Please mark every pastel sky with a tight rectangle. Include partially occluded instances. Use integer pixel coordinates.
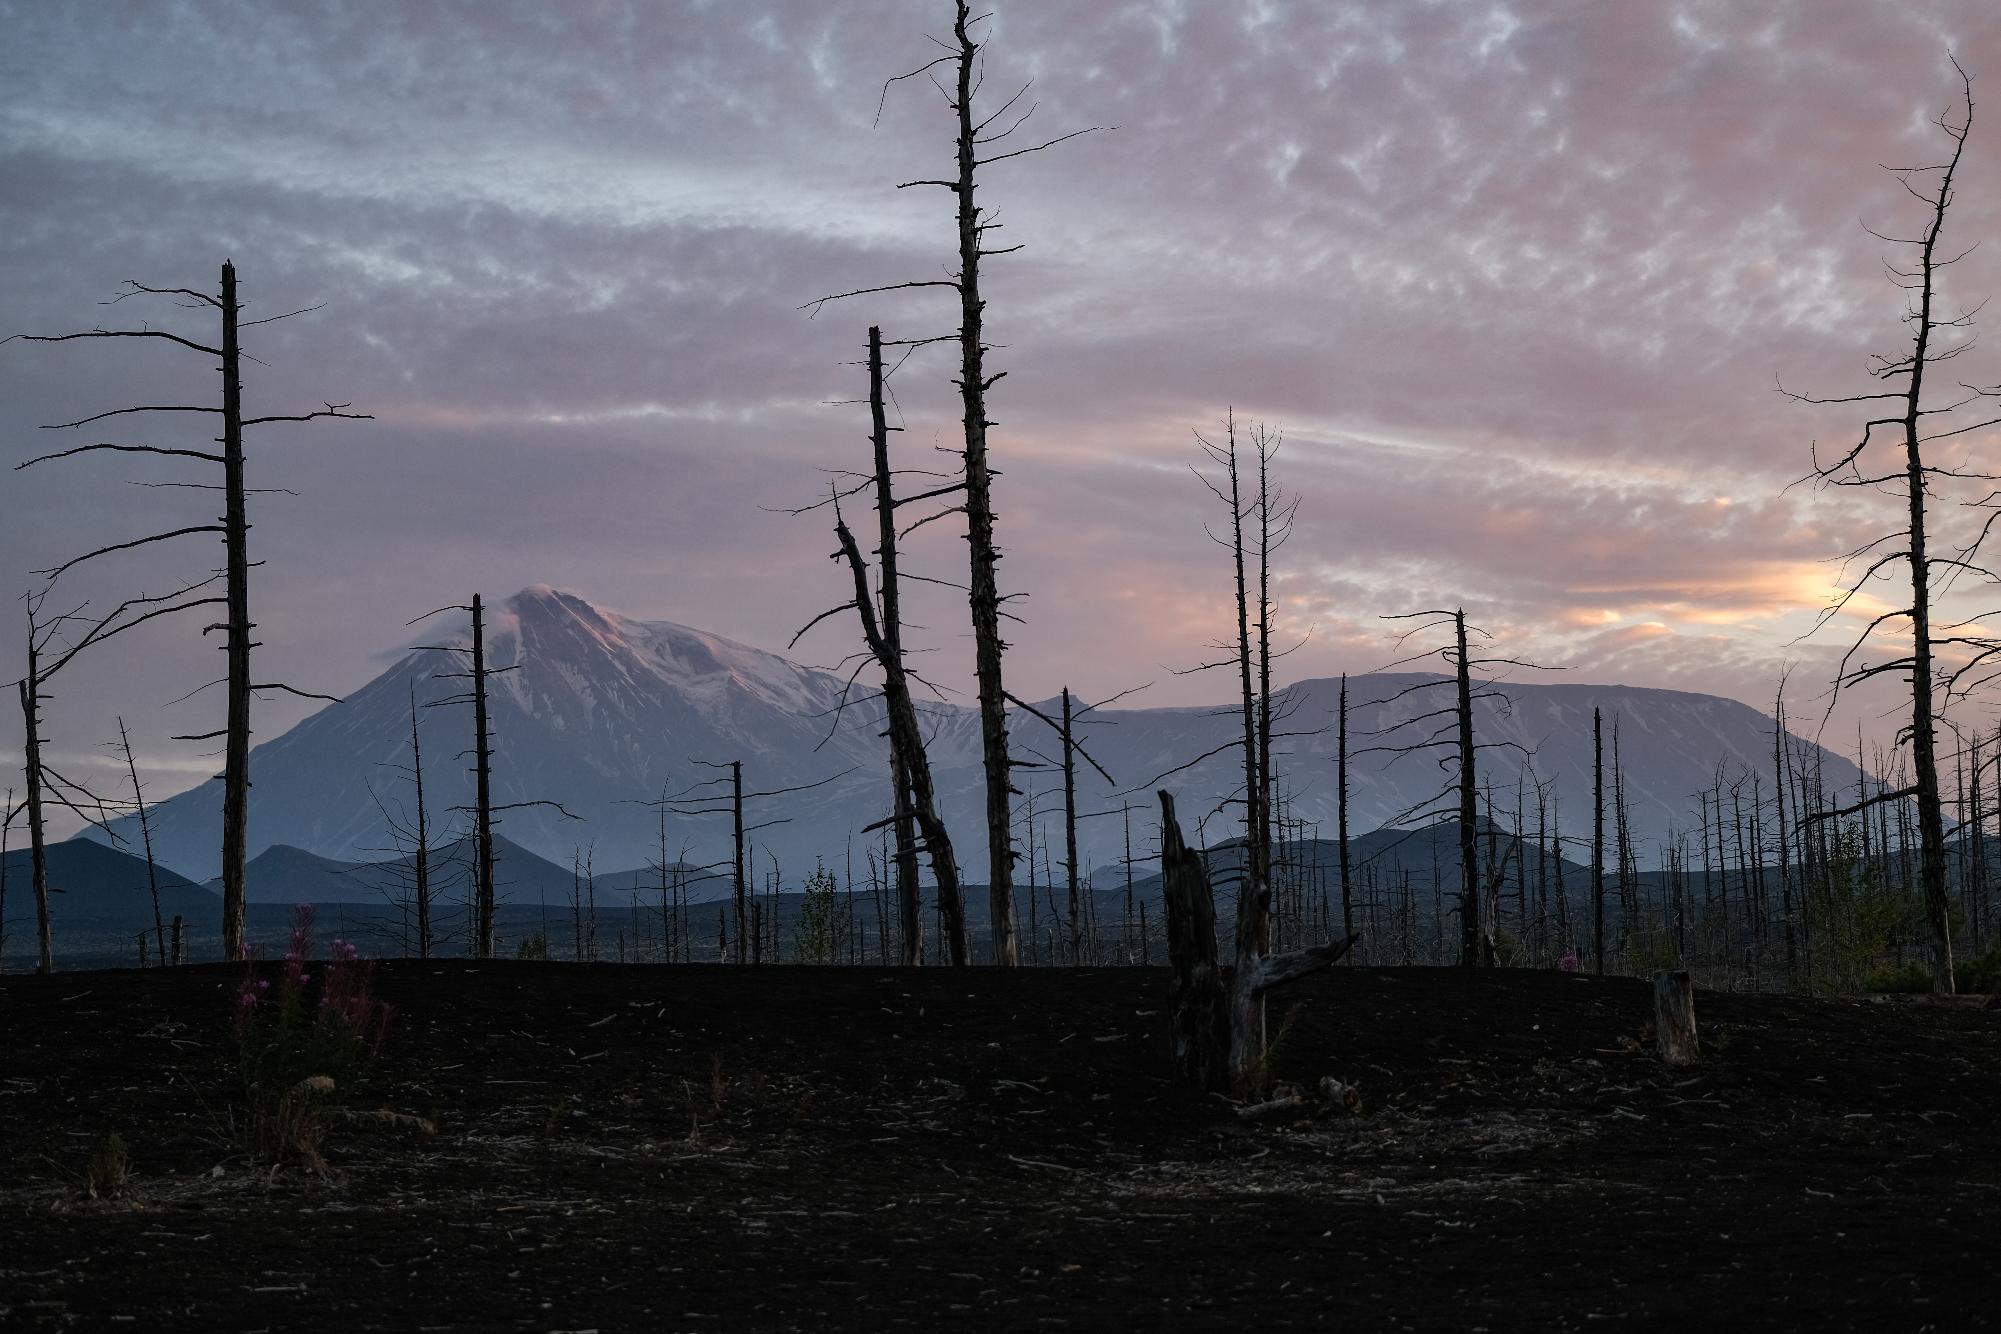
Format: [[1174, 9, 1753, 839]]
[[6, 0, 2001, 820]]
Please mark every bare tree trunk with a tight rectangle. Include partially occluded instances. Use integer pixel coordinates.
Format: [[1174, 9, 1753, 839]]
[[1774, 691, 1795, 984], [946, 1, 1018, 966], [826, 344, 972, 963], [1592, 706, 1605, 976], [1220, 414, 1266, 962], [0, 786, 12, 973], [471, 593, 496, 958], [219, 260, 251, 963], [1159, 791, 1228, 1091], [18, 673, 52, 975], [410, 688, 433, 959], [116, 716, 165, 962], [1254, 431, 1276, 957], [1123, 802, 1135, 963], [1454, 610, 1481, 967], [1614, 719, 1633, 965], [1653, 969, 1700, 1066], [1063, 687, 1082, 965], [732, 761, 747, 965], [1338, 674, 1355, 945]]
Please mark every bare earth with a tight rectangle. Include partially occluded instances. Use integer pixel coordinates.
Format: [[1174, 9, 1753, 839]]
[[2, 961, 1996, 1331]]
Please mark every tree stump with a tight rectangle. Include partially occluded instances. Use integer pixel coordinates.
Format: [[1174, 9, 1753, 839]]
[[1653, 969, 1699, 1066], [1159, 792, 1228, 1092]]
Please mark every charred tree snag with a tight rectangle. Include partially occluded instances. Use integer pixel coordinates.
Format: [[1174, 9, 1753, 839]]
[[407, 686, 435, 959], [826, 505, 972, 964], [1453, 611, 1480, 967], [1160, 791, 1228, 1091], [471, 593, 496, 956], [114, 716, 165, 963], [1653, 969, 1700, 1066], [217, 260, 251, 961], [804, 3, 1100, 965], [793, 326, 971, 963], [1338, 674, 1355, 946], [1228, 419, 1266, 956], [9, 262, 369, 960], [1004, 686, 1124, 966], [865, 323, 928, 965], [657, 765, 850, 962], [15, 593, 130, 973], [1594, 707, 1606, 977], [1159, 790, 1359, 1095], [413, 596, 573, 956], [733, 762, 747, 964], [1360, 609, 1549, 968], [1063, 687, 1081, 964], [0, 787, 13, 972], [18, 676, 50, 974], [950, 0, 1019, 966], [1785, 59, 2001, 995]]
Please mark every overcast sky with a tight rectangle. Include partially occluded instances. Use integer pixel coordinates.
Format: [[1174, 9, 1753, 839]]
[[6, 0, 2001, 822]]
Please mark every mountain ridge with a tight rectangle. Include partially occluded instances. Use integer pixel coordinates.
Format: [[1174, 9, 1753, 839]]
[[92, 587, 1867, 883]]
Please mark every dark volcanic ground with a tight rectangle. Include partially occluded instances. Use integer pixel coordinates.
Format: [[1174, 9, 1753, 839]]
[[2, 962, 1997, 1331]]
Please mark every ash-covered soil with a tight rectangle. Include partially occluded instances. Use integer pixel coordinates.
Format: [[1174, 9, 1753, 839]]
[[2, 962, 1997, 1331]]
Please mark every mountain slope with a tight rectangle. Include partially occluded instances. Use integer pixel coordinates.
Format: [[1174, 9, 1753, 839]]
[[101, 587, 1866, 883], [3, 838, 217, 925]]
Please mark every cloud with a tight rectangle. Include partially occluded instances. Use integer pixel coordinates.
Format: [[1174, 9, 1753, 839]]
[[5, 0, 2001, 828]]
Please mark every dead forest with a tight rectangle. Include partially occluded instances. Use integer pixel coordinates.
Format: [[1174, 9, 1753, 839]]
[[7, 10, 2001, 1332]]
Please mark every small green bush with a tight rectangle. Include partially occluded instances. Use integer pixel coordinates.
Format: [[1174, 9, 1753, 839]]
[[1861, 960, 1933, 994], [1956, 946, 2001, 996], [791, 861, 851, 964], [515, 932, 551, 961]]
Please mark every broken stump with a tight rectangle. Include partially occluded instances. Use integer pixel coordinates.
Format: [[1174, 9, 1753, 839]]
[[1653, 969, 1699, 1066]]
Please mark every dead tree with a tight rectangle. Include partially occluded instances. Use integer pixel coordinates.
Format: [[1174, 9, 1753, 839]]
[[363, 681, 447, 957], [14, 590, 137, 972], [1593, 707, 1606, 975], [1158, 791, 1358, 1095], [1005, 685, 1133, 964], [791, 326, 971, 964], [16, 672, 50, 975], [9, 263, 369, 959], [1338, 673, 1356, 946], [806, 3, 1101, 964], [655, 763, 851, 964], [470, 594, 495, 954], [408, 688, 435, 958], [111, 716, 165, 962], [1170, 413, 1310, 961], [412, 595, 574, 955], [1358, 609, 1549, 967], [1784, 60, 2001, 995], [1, 786, 14, 971]]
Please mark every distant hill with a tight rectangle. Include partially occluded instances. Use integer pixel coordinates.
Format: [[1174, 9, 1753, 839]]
[[1094, 820, 1594, 905], [217, 834, 734, 912], [3, 837, 218, 922], [1, 838, 219, 965], [225, 834, 598, 908], [94, 586, 1870, 881]]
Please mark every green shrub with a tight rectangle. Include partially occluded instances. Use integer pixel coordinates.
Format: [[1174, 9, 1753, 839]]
[[791, 861, 850, 964], [515, 932, 551, 961], [1956, 946, 2001, 996], [1860, 960, 1932, 994]]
